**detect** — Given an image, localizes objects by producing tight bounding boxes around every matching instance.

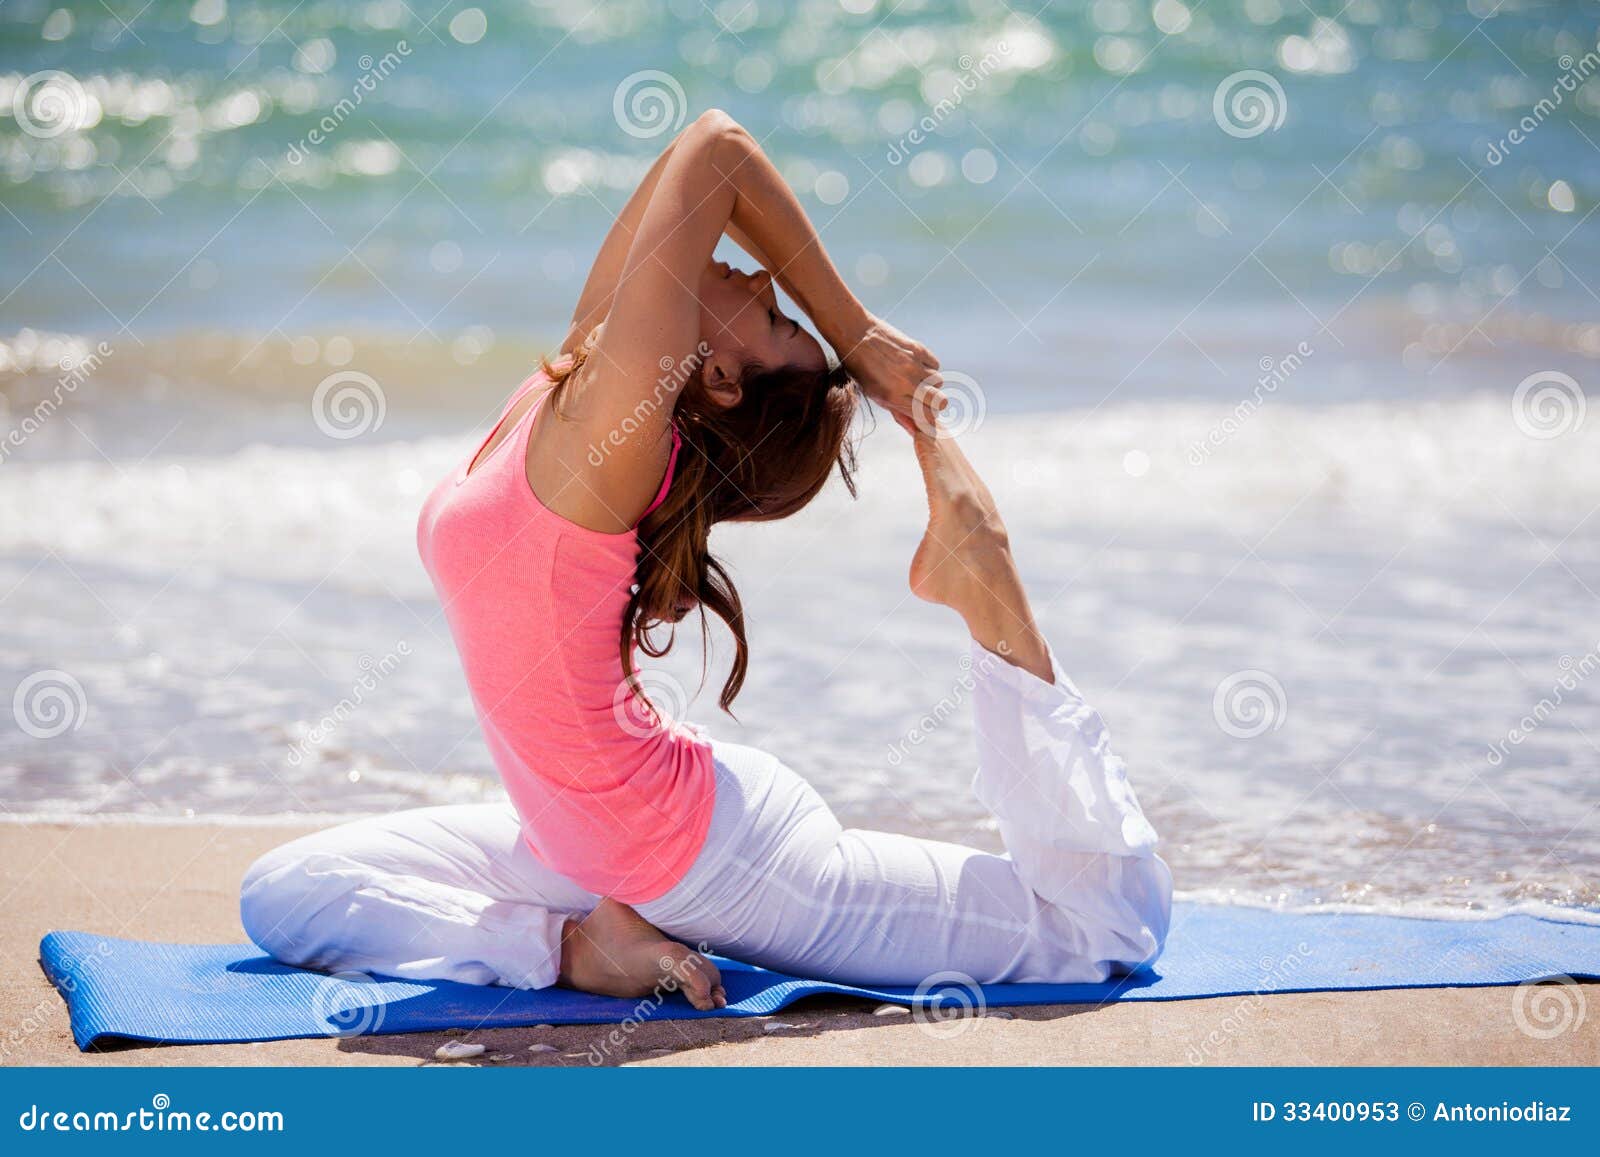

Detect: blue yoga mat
[40,903,1600,1049]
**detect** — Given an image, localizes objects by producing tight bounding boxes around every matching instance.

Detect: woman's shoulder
[524,360,677,535]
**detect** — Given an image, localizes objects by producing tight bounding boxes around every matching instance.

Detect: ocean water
[2,1,1598,915]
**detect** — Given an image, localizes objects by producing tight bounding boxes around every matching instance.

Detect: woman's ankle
[967,614,1054,684]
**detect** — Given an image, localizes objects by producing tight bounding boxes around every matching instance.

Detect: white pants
[241,643,1172,989]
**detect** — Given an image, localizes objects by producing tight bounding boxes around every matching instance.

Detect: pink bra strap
[639,424,683,521]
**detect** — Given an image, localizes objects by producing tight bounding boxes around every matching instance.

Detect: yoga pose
[241,111,1171,1011]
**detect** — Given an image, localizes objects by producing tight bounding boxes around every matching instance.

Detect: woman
[241,111,1171,1012]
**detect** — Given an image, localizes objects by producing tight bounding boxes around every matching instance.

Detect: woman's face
[698,260,827,378]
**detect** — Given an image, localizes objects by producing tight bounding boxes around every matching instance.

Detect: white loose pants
[241,643,1172,989]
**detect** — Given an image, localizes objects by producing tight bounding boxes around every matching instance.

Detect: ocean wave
[0,394,1593,594]
[1171,889,1600,926]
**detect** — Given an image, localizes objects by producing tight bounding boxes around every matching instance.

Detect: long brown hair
[543,337,859,712]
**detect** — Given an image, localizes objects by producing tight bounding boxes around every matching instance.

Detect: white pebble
[527,1043,558,1054]
[985,1009,1015,1019]
[873,1004,910,1017]
[763,1021,802,1033]
[434,1041,485,1061]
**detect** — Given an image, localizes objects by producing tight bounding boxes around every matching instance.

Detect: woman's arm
[530,111,745,531]
[560,133,684,357]
[723,181,944,421]
[535,110,941,531]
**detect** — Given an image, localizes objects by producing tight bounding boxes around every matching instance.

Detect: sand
[1,821,1594,1067]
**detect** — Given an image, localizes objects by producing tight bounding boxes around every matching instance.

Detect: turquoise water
[2,1,1598,913]
[2,0,1597,398]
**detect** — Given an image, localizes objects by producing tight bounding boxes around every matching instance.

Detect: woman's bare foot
[904,423,1054,683]
[907,430,1010,610]
[559,898,726,1010]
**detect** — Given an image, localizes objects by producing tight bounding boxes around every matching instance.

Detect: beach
[2,820,1594,1067]
[3,0,1598,1074]
[2,395,1597,914]
[5,0,1599,915]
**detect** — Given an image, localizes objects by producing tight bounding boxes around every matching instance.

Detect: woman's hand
[840,315,946,423]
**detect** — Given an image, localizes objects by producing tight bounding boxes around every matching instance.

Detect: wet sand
[2,821,1594,1067]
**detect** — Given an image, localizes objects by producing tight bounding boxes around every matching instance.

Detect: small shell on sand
[873,1004,910,1017]
[986,1009,1015,1019]
[434,1041,486,1061]
[527,1043,558,1054]
[763,1021,802,1033]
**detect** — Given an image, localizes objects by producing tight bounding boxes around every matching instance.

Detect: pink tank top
[416,373,714,903]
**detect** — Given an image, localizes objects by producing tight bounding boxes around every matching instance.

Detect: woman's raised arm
[559,131,684,357]
[528,111,747,532]
[719,148,944,421]
[535,110,943,532]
